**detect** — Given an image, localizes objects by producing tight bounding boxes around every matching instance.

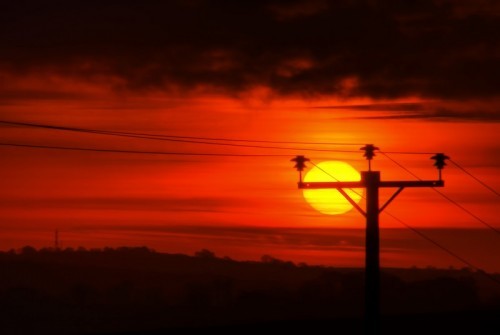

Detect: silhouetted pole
[292,145,447,335]
[363,170,380,333]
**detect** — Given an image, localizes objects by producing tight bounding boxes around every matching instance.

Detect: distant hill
[0,246,499,335]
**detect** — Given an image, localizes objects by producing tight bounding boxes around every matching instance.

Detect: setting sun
[303,161,363,215]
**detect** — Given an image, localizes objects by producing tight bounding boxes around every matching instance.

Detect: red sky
[0,1,499,272]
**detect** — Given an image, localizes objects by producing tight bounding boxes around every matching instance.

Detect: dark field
[1,247,499,334]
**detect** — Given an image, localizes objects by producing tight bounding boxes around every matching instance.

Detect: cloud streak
[0,196,238,213]
[62,224,498,256]
[317,102,500,121]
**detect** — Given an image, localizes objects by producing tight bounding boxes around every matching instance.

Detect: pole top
[360,144,379,160]
[361,144,379,171]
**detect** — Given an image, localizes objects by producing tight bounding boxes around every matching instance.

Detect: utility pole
[292,145,448,335]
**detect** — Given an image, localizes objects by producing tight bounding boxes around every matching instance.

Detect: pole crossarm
[379,180,444,188]
[298,181,364,189]
[298,180,443,190]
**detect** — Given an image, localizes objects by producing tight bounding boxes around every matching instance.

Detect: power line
[379,151,421,179]
[384,212,500,285]
[0,142,292,157]
[383,152,500,198]
[0,120,432,155]
[449,159,500,197]
[308,160,500,285]
[0,120,361,153]
[83,131,362,153]
[433,190,500,234]
[380,152,500,235]
[0,120,363,148]
[94,130,363,146]
[380,150,435,155]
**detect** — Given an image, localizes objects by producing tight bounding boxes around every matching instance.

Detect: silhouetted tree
[261,254,295,267]
[20,245,36,255]
[194,249,216,258]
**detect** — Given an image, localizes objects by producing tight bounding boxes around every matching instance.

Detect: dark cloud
[348,109,500,121]
[0,89,89,101]
[1,0,500,100]
[316,102,427,112]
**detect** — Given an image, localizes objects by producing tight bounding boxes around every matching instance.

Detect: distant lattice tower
[55,229,60,250]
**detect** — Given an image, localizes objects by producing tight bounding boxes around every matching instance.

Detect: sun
[303,161,363,215]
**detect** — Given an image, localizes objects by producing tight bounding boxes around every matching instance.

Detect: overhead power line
[309,160,500,286]
[379,150,436,155]
[384,151,500,198]
[449,159,500,197]
[379,151,421,179]
[0,120,431,155]
[380,152,500,235]
[88,130,363,146]
[0,142,292,157]
[384,212,500,285]
[433,190,500,234]
[0,120,363,151]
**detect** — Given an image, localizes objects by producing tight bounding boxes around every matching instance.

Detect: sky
[0,0,499,271]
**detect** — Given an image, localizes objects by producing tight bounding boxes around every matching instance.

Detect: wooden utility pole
[292,145,448,335]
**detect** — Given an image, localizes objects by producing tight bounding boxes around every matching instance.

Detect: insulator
[361,144,379,160]
[291,155,309,171]
[431,153,450,170]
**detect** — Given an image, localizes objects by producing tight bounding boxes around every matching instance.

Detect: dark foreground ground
[114,311,499,335]
[1,247,499,335]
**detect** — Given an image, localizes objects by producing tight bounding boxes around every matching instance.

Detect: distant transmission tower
[292,145,448,335]
[55,229,60,250]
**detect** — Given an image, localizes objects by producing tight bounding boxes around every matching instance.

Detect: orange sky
[0,81,499,272]
[0,1,499,272]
